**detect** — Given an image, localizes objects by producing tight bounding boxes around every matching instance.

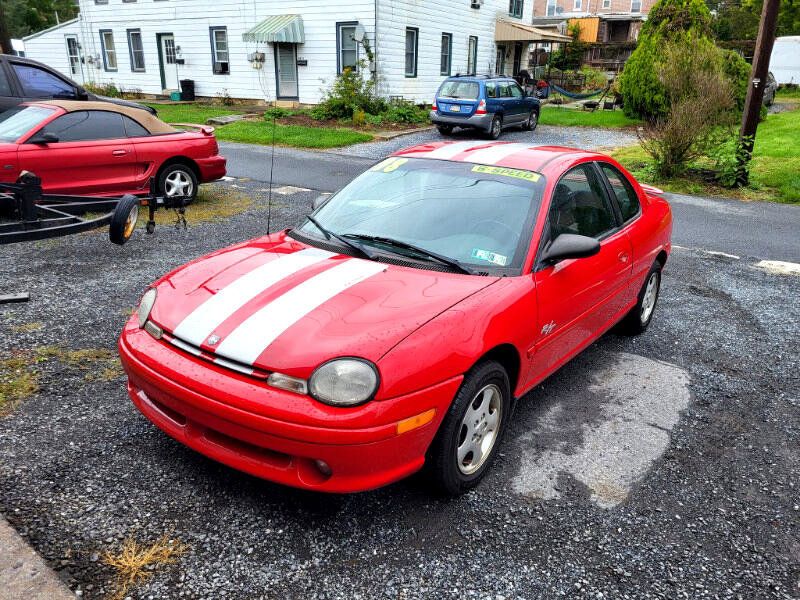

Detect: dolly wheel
[109,195,140,245]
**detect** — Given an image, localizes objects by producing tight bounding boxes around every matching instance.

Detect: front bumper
[429,110,493,131]
[118,321,461,492]
[196,156,227,183]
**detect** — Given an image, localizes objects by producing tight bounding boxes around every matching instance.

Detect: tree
[708,0,800,40]
[0,0,79,40]
[618,0,749,119]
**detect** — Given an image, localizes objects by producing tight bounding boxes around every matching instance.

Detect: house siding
[23,19,84,83]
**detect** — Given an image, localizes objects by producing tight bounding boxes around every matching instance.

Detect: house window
[546,0,557,16]
[508,0,524,18]
[127,29,145,72]
[440,33,452,76]
[467,36,478,75]
[210,27,229,74]
[99,30,117,71]
[405,28,418,77]
[631,0,641,11]
[94,0,108,4]
[337,22,359,73]
[65,36,81,76]
[574,0,582,9]
[602,0,611,7]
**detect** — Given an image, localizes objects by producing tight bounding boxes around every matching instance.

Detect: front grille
[163,332,270,381]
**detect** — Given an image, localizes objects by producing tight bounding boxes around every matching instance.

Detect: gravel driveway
[0,181,798,599]
[331,124,639,159]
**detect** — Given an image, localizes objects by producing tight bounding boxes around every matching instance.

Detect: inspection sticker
[471,248,508,266]
[471,164,540,182]
[370,157,409,173]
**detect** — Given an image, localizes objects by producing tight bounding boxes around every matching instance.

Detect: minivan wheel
[424,360,511,496]
[437,125,454,136]
[487,116,502,140]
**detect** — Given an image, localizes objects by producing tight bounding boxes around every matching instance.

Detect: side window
[485,82,496,98]
[13,64,75,98]
[498,82,512,98]
[122,115,149,137]
[0,66,12,96]
[41,111,127,142]
[600,164,640,222]
[510,83,523,98]
[549,164,616,239]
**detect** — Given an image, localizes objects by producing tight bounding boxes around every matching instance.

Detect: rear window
[438,80,480,100]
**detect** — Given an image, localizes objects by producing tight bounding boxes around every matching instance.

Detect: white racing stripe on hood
[172,248,334,347]
[462,142,533,165]
[215,259,387,366]
[425,141,485,159]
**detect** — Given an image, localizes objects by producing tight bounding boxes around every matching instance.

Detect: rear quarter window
[438,80,479,100]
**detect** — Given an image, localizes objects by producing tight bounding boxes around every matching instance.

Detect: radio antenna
[266,114,276,235]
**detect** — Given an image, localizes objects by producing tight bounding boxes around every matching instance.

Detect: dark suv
[430,74,540,139]
[0,55,156,115]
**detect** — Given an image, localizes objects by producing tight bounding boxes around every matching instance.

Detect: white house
[23,0,568,105]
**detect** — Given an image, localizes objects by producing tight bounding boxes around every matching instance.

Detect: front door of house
[275,43,298,99]
[158,34,179,90]
[512,42,523,75]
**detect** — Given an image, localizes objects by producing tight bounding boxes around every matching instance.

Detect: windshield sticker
[471,248,508,266]
[471,164,541,182]
[370,157,409,173]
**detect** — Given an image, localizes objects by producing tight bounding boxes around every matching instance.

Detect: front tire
[158,163,198,202]
[424,360,511,496]
[617,261,662,335]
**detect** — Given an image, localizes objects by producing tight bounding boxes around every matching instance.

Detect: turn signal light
[475,99,487,115]
[396,409,436,435]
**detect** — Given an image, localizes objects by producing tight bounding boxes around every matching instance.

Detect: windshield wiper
[343,234,474,275]
[303,215,375,260]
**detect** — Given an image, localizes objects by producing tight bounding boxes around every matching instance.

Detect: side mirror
[540,233,600,265]
[311,193,330,211]
[76,86,89,100]
[29,132,59,144]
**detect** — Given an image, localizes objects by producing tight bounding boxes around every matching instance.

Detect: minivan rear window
[438,80,480,100]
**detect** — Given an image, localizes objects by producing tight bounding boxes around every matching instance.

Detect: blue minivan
[430,74,540,139]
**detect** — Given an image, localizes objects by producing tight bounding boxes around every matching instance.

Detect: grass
[103,534,187,600]
[0,352,39,416]
[141,184,253,228]
[611,106,800,204]
[215,120,373,148]
[10,322,44,333]
[539,105,642,128]
[144,103,238,124]
[775,87,800,101]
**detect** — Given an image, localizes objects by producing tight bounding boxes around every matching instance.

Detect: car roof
[27,100,177,135]
[392,142,603,175]
[442,75,513,84]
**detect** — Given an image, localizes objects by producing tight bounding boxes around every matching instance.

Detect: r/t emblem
[540,321,556,335]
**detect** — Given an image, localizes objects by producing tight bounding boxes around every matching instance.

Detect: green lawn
[539,105,642,128]
[775,87,800,101]
[611,106,800,204]
[145,103,372,148]
[144,103,239,124]
[215,121,373,149]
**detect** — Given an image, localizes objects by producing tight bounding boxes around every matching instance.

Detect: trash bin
[180,79,195,101]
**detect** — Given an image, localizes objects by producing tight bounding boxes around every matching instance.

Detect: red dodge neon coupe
[119,142,672,495]
[0,100,225,199]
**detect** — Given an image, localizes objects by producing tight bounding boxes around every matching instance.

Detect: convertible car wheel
[425,360,510,495]
[617,260,662,335]
[159,164,198,201]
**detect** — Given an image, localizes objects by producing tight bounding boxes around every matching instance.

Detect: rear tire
[617,261,662,335]
[487,116,502,140]
[523,109,539,131]
[158,163,198,202]
[437,125,454,136]
[424,360,511,496]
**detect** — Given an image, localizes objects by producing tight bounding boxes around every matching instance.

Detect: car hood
[149,233,498,375]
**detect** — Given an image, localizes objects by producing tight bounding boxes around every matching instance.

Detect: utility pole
[735,0,780,186]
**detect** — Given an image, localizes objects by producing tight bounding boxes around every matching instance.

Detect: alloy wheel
[457,384,503,475]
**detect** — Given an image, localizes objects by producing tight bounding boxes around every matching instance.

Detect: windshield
[0,106,55,142]
[438,80,480,100]
[293,157,545,273]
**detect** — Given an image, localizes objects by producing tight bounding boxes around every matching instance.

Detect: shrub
[84,82,120,98]
[637,40,737,178]
[316,63,386,120]
[384,100,427,124]
[550,23,587,71]
[364,113,384,126]
[264,107,291,120]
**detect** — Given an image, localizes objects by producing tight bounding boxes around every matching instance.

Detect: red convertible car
[119,142,672,495]
[0,100,225,199]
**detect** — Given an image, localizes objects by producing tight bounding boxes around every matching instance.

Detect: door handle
[618,252,630,263]
[112,149,127,156]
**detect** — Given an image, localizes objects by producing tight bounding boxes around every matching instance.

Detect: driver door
[524,163,632,387]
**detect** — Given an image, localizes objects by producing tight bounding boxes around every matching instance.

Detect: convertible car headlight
[137,288,157,328]
[309,358,379,406]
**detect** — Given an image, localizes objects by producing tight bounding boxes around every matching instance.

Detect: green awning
[243,15,304,44]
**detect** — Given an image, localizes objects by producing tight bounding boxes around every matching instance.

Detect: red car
[0,100,225,199]
[119,142,672,495]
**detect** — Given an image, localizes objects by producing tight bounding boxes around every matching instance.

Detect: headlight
[309,358,379,406]
[137,288,157,328]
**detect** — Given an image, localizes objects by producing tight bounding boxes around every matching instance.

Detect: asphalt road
[1,179,798,599]
[221,131,800,262]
